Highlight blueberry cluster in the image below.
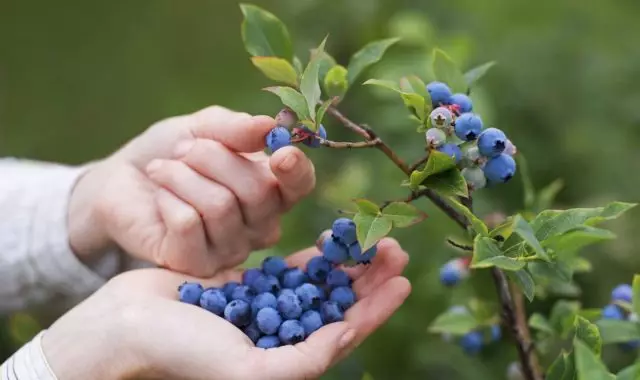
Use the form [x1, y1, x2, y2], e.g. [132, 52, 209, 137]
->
[439, 257, 471, 287]
[321, 217, 378, 265]
[265, 108, 327, 152]
[177, 253, 356, 349]
[441, 306, 502, 355]
[425, 81, 517, 189]
[599, 284, 640, 350]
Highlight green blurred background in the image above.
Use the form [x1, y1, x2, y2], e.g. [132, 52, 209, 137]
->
[2, 0, 640, 378]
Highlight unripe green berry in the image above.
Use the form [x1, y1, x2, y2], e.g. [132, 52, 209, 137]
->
[425, 128, 447, 147]
[462, 167, 487, 190]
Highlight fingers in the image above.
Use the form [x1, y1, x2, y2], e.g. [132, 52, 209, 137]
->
[269, 146, 316, 209]
[189, 106, 275, 153]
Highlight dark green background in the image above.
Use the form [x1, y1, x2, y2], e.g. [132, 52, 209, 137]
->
[2, 0, 639, 378]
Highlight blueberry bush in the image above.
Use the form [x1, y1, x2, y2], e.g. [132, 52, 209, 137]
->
[177, 4, 640, 380]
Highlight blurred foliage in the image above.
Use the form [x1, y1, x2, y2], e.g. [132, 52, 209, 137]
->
[1, 0, 640, 378]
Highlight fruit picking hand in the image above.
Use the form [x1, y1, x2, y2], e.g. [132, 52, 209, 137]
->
[42, 239, 411, 380]
[68, 106, 315, 276]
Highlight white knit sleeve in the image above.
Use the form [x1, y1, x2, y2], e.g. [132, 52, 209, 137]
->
[0, 332, 57, 380]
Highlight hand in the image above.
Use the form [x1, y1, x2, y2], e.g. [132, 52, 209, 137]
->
[42, 239, 411, 380]
[68, 105, 316, 276]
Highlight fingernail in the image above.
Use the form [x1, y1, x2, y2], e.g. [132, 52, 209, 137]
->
[146, 159, 162, 173]
[277, 152, 298, 172]
[338, 329, 356, 349]
[173, 140, 195, 158]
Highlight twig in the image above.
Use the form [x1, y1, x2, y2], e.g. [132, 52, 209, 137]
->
[409, 154, 429, 172]
[325, 105, 372, 140]
[446, 238, 473, 251]
[318, 138, 381, 149]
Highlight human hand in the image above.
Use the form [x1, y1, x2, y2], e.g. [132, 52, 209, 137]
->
[68, 105, 316, 276]
[42, 239, 411, 380]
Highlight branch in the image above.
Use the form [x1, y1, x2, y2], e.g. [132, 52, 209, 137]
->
[325, 105, 372, 140]
[318, 138, 381, 149]
[409, 154, 429, 172]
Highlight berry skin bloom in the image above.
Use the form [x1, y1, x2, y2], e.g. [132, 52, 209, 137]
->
[425, 128, 447, 148]
[320, 301, 344, 323]
[348, 243, 377, 264]
[477, 128, 507, 158]
[426, 81, 453, 107]
[295, 283, 324, 311]
[300, 310, 324, 337]
[256, 307, 283, 335]
[223, 300, 252, 327]
[277, 291, 303, 319]
[306, 256, 332, 283]
[262, 256, 288, 277]
[302, 124, 328, 148]
[454, 113, 483, 141]
[281, 268, 308, 289]
[462, 167, 487, 190]
[243, 322, 262, 344]
[483, 154, 516, 183]
[278, 320, 306, 345]
[612, 284, 633, 302]
[460, 331, 484, 355]
[256, 335, 281, 349]
[326, 268, 352, 289]
[222, 281, 240, 301]
[439, 259, 469, 287]
[265, 126, 291, 152]
[437, 143, 463, 164]
[230, 285, 256, 303]
[251, 292, 278, 317]
[242, 268, 262, 287]
[332, 218, 358, 246]
[429, 107, 453, 129]
[322, 238, 350, 264]
[278, 288, 296, 298]
[178, 282, 204, 305]
[329, 286, 356, 311]
[251, 274, 281, 294]
[199, 288, 228, 316]
[449, 93, 473, 113]
[601, 304, 624, 320]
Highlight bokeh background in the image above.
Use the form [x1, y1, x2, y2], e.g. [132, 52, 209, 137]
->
[2, 0, 640, 378]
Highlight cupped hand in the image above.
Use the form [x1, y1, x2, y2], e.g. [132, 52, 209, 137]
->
[42, 238, 411, 380]
[68, 105, 315, 276]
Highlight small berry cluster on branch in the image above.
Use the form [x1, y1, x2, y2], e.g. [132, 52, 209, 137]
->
[440, 306, 502, 355]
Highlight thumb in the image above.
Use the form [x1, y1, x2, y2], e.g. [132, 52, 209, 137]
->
[254, 322, 355, 380]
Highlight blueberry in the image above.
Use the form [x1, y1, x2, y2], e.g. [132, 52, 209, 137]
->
[262, 256, 288, 277]
[460, 331, 484, 355]
[429, 107, 453, 129]
[437, 143, 463, 164]
[199, 288, 228, 316]
[256, 307, 283, 335]
[449, 93, 473, 113]
[278, 320, 306, 345]
[265, 126, 291, 153]
[277, 291, 303, 319]
[440, 259, 468, 287]
[243, 322, 262, 344]
[242, 268, 262, 287]
[278, 288, 296, 298]
[329, 286, 356, 311]
[462, 167, 487, 190]
[178, 282, 204, 305]
[295, 283, 324, 310]
[612, 284, 633, 303]
[306, 256, 332, 283]
[302, 124, 327, 148]
[477, 128, 507, 158]
[222, 281, 240, 300]
[621, 340, 640, 351]
[251, 292, 278, 317]
[491, 324, 502, 342]
[322, 238, 350, 265]
[281, 268, 308, 289]
[332, 218, 357, 245]
[300, 310, 324, 337]
[483, 154, 516, 183]
[349, 243, 377, 264]
[326, 268, 352, 288]
[601, 304, 624, 320]
[224, 300, 252, 327]
[426, 81, 452, 107]
[231, 285, 256, 303]
[256, 335, 281, 349]
[320, 301, 344, 323]
[425, 128, 447, 148]
[251, 274, 281, 294]
[454, 113, 483, 141]
[275, 108, 297, 129]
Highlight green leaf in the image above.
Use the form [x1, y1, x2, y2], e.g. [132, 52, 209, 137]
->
[529, 261, 573, 284]
[585, 202, 637, 226]
[516, 154, 536, 212]
[597, 319, 640, 344]
[508, 269, 536, 301]
[616, 364, 640, 380]
[634, 275, 640, 316]
[300, 36, 328, 122]
[251, 57, 298, 86]
[293, 56, 304, 74]
[475, 255, 525, 270]
[547, 351, 574, 380]
[361, 372, 374, 380]
[409, 150, 457, 189]
[550, 301, 581, 337]
[542, 226, 616, 255]
[575, 315, 602, 355]
[578, 308, 602, 322]
[399, 75, 429, 98]
[347, 38, 400, 85]
[316, 98, 333, 126]
[574, 339, 615, 380]
[323, 65, 348, 98]
[240, 4, 293, 60]
[353, 199, 380, 216]
[428, 309, 480, 335]
[314, 50, 337, 83]
[464, 61, 496, 88]
[431, 48, 467, 93]
[512, 214, 549, 261]
[530, 313, 556, 334]
[471, 236, 524, 270]
[536, 179, 565, 211]
[445, 197, 489, 236]
[490, 218, 515, 241]
[382, 202, 427, 228]
[363, 78, 400, 91]
[263, 86, 310, 120]
[422, 169, 468, 198]
[354, 213, 393, 252]
[363, 79, 428, 120]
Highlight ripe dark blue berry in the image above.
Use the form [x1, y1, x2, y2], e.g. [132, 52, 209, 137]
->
[439, 259, 469, 287]
[265, 126, 291, 152]
[178, 282, 204, 305]
[256, 335, 281, 349]
[262, 256, 288, 277]
[349, 243, 377, 264]
[224, 299, 252, 327]
[281, 268, 308, 289]
[612, 284, 633, 303]
[243, 322, 262, 344]
[242, 268, 262, 287]
[199, 288, 228, 316]
[295, 283, 324, 310]
[329, 286, 356, 311]
[483, 154, 516, 183]
[477, 128, 507, 158]
[437, 143, 463, 164]
[326, 268, 352, 289]
[230, 285, 256, 303]
[222, 281, 240, 300]
[278, 320, 305, 345]
[320, 301, 344, 323]
[322, 238, 350, 264]
[251, 292, 278, 317]
[300, 310, 324, 337]
[460, 331, 484, 355]
[449, 93, 473, 113]
[277, 291, 303, 319]
[426, 81, 452, 107]
[302, 124, 328, 148]
[256, 307, 283, 335]
[332, 218, 357, 246]
[454, 113, 483, 141]
[251, 274, 281, 294]
[601, 304, 624, 320]
[306, 256, 332, 283]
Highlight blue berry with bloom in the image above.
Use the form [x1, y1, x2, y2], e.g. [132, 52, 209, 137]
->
[277, 291, 303, 319]
[332, 218, 357, 246]
[256, 335, 280, 349]
[242, 268, 262, 287]
[320, 301, 344, 323]
[330, 286, 356, 311]
[302, 124, 327, 148]
[295, 283, 324, 310]
[224, 299, 252, 327]
[262, 256, 288, 277]
[178, 282, 204, 305]
[427, 81, 452, 107]
[222, 281, 240, 300]
[322, 238, 350, 264]
[306, 256, 332, 283]
[483, 154, 516, 183]
[251, 274, 281, 294]
[437, 143, 463, 164]
[251, 292, 278, 317]
[612, 284, 633, 303]
[349, 243, 377, 264]
[454, 113, 483, 141]
[439, 258, 470, 287]
[281, 268, 308, 289]
[256, 307, 283, 335]
[601, 304, 624, 320]
[265, 126, 291, 152]
[243, 322, 262, 343]
[300, 310, 324, 336]
[326, 268, 352, 288]
[460, 331, 484, 355]
[449, 93, 473, 113]
[477, 128, 507, 158]
[199, 288, 228, 316]
[278, 320, 306, 345]
[230, 285, 256, 303]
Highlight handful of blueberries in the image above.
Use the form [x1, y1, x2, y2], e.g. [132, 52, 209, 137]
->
[177, 217, 375, 349]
